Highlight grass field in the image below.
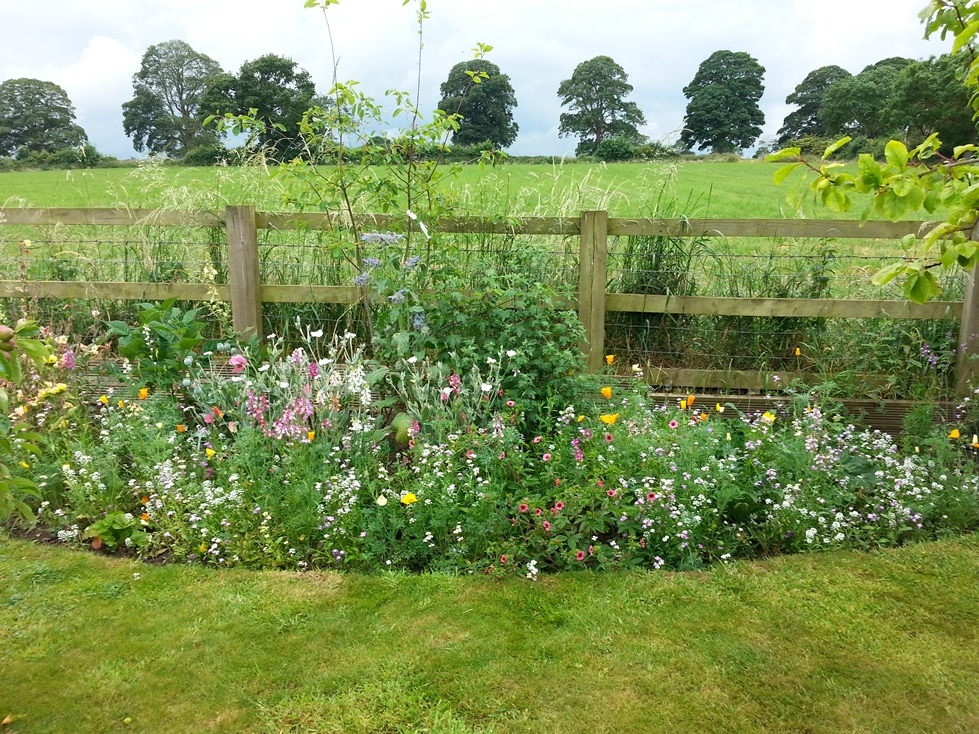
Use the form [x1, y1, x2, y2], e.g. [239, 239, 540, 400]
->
[2, 533, 978, 733]
[0, 160, 861, 220]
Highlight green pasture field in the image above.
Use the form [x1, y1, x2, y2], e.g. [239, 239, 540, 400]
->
[0, 160, 862, 219]
[2, 534, 978, 734]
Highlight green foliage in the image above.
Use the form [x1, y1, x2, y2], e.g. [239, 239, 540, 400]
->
[122, 40, 225, 157]
[0, 320, 52, 523]
[594, 136, 637, 162]
[82, 511, 149, 552]
[179, 142, 228, 166]
[557, 56, 647, 157]
[680, 50, 766, 154]
[818, 59, 913, 139]
[103, 299, 206, 389]
[438, 59, 518, 149]
[777, 65, 852, 144]
[0, 78, 88, 157]
[201, 54, 318, 162]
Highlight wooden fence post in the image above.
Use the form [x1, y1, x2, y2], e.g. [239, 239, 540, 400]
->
[955, 227, 979, 397]
[578, 210, 609, 373]
[225, 205, 263, 341]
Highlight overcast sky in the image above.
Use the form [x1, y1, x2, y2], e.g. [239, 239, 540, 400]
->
[0, 0, 953, 158]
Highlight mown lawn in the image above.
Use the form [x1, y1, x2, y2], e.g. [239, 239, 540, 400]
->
[2, 533, 978, 733]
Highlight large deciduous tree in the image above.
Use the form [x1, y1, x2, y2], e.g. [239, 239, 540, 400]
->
[818, 58, 913, 139]
[200, 54, 317, 161]
[680, 50, 765, 154]
[122, 40, 224, 157]
[777, 65, 852, 143]
[887, 54, 977, 152]
[0, 78, 87, 157]
[438, 59, 518, 149]
[557, 56, 646, 157]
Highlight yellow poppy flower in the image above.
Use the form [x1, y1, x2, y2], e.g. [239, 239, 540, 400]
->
[401, 493, 418, 505]
[761, 411, 776, 424]
[138, 387, 149, 400]
[949, 429, 961, 439]
[795, 347, 801, 356]
[205, 447, 216, 459]
[700, 413, 707, 421]
[605, 355, 614, 365]
[600, 413, 619, 425]
[118, 400, 125, 409]
[99, 395, 108, 405]
[307, 430, 316, 442]
[600, 387, 612, 399]
[177, 424, 186, 433]
[679, 400, 687, 410]
[687, 395, 695, 406]
[715, 403, 725, 413]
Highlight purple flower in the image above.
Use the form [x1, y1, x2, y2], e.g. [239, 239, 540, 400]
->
[228, 354, 247, 374]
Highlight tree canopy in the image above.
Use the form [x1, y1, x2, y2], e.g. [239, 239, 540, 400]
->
[680, 50, 765, 154]
[200, 54, 317, 161]
[557, 56, 646, 157]
[0, 78, 88, 157]
[438, 59, 518, 149]
[777, 65, 852, 144]
[122, 40, 224, 157]
[818, 58, 913, 139]
[887, 54, 977, 152]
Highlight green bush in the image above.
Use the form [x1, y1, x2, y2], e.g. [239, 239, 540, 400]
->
[594, 136, 637, 162]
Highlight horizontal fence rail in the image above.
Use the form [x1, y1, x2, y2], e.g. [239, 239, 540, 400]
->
[1, 206, 977, 396]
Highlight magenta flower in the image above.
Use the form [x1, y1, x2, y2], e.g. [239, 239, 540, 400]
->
[543, 521, 552, 531]
[668, 420, 679, 429]
[607, 489, 616, 497]
[533, 436, 543, 443]
[535, 507, 543, 516]
[500, 554, 507, 564]
[575, 550, 586, 561]
[519, 503, 529, 512]
[542, 453, 552, 461]
[229, 354, 247, 374]
[604, 433, 613, 442]
[554, 501, 565, 511]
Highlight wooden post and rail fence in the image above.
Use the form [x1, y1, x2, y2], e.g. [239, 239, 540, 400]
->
[1, 206, 977, 402]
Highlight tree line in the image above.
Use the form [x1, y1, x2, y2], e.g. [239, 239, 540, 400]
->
[0, 38, 975, 166]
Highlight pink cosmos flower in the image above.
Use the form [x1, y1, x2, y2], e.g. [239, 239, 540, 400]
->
[543, 521, 551, 531]
[533, 436, 543, 443]
[542, 453, 552, 462]
[604, 433, 614, 442]
[575, 550, 586, 561]
[647, 492, 657, 502]
[668, 420, 679, 429]
[535, 507, 543, 516]
[519, 503, 529, 512]
[555, 501, 565, 511]
[607, 489, 616, 497]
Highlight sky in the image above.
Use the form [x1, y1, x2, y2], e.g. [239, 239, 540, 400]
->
[0, 0, 955, 158]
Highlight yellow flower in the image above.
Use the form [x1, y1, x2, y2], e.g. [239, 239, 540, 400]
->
[155, 422, 163, 429]
[795, 347, 801, 356]
[679, 400, 687, 410]
[600, 387, 612, 399]
[726, 432, 732, 441]
[307, 430, 316, 442]
[577, 415, 585, 422]
[401, 493, 418, 505]
[19, 461, 29, 469]
[700, 413, 707, 422]
[44, 355, 58, 365]
[205, 447, 216, 459]
[715, 403, 725, 413]
[200, 542, 207, 552]
[605, 355, 614, 365]
[177, 424, 186, 433]
[687, 395, 695, 406]
[600, 413, 619, 425]
[972, 434, 979, 448]
[949, 429, 961, 439]
[761, 411, 776, 424]
[138, 387, 149, 400]
[118, 400, 125, 409]
[99, 395, 108, 405]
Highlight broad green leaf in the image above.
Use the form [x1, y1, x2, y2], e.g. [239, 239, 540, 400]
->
[953, 19, 979, 54]
[953, 144, 978, 159]
[885, 140, 909, 170]
[905, 270, 942, 304]
[891, 175, 917, 197]
[821, 185, 850, 213]
[875, 189, 907, 221]
[855, 154, 883, 192]
[773, 162, 802, 185]
[923, 188, 942, 213]
[822, 136, 852, 159]
[871, 261, 907, 286]
[765, 147, 800, 162]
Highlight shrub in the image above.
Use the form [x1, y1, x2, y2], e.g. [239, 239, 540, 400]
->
[594, 136, 637, 162]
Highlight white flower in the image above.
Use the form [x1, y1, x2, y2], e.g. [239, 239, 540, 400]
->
[480, 383, 492, 392]
[506, 350, 517, 358]
[487, 357, 497, 364]
[407, 356, 418, 364]
[310, 329, 324, 338]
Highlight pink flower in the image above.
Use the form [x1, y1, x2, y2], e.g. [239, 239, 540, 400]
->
[519, 503, 529, 512]
[229, 354, 247, 374]
[499, 451, 506, 459]
[500, 554, 507, 564]
[668, 420, 679, 429]
[607, 489, 616, 497]
[604, 433, 613, 442]
[555, 478, 561, 487]
[597, 480, 604, 488]
[543, 521, 551, 531]
[535, 507, 543, 516]
[506, 400, 515, 407]
[467, 451, 476, 459]
[533, 436, 542, 444]
[647, 492, 657, 502]
[589, 545, 594, 555]
[555, 501, 565, 511]
[542, 453, 552, 462]
[575, 550, 586, 561]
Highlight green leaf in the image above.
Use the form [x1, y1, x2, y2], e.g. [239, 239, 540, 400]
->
[953, 19, 979, 54]
[905, 270, 943, 304]
[765, 147, 800, 162]
[885, 140, 909, 170]
[773, 162, 802, 185]
[822, 136, 852, 159]
[875, 189, 908, 221]
[871, 261, 908, 286]
[821, 185, 850, 213]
